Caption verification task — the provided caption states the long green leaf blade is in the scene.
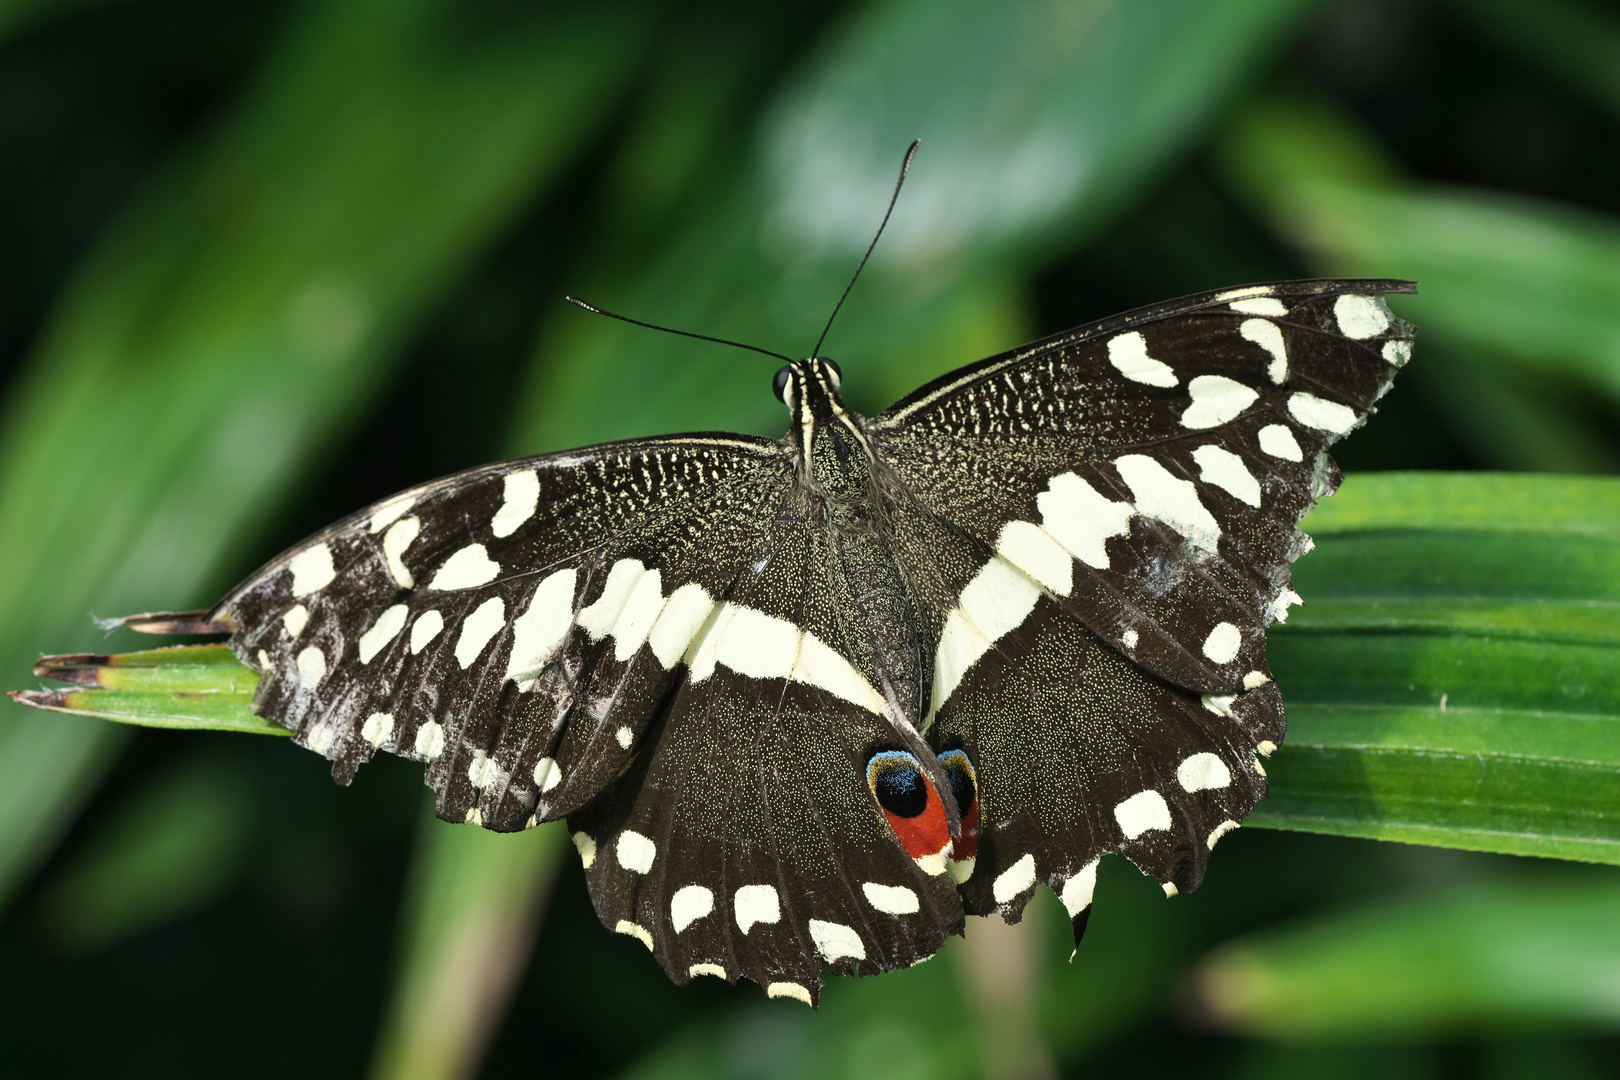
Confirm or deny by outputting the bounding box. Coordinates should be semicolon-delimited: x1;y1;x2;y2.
1254;473;1620;864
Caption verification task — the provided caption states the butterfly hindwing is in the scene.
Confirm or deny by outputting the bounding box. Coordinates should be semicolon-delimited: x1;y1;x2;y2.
567;514;965;1003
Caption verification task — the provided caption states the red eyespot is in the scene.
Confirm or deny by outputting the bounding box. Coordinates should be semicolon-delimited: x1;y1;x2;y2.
866;751;950;865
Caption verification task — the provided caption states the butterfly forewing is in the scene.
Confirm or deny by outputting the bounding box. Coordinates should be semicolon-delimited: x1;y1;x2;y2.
214;434;785;828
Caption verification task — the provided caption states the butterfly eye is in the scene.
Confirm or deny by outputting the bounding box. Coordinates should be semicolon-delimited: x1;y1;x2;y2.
866;750;952;870
772;365;792;402
821;358;841;387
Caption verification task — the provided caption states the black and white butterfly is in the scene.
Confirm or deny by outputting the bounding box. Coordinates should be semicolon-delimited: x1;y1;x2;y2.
124;266;1413;1004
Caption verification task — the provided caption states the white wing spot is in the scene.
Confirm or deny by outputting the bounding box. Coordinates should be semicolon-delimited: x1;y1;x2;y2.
1115;790;1172;839
429;544;500;591
533;756;562;793
1202;694;1237;717
1202;622;1242;664
1106;331;1178;387
1181;375;1258;429
670;885;715;933
616;830;656;874
361;712;394;748
295;646;326;688
929;556;1042;722
1208;820;1240;849
608;567;666;662
414;721;445;760
1243;670;1270;689
1258;424;1303;461
1229;296;1287;316
1383;339;1413;366
1270;589;1303;623
734;884;780;934
614;921;653;951
997;520;1074;596
1114;454;1221;556
1334;293;1391;339
1239;317;1288;384
1122;629;1139;649
1178;752;1233;792
358;603;408;664
454;597;506;669
506;568;576;690
367;495;415;534
1288;392;1359;435
767;983;812;1005
288;544;336;597
809;919;866;962
382;517;420;588
1060;859;1100;916
1037;472;1134;570
490;470;539;538
410;609;445;653
862;882;920;914
577;559;650;641
1192;444;1261;507
306;723;336;754
615;726;632;750
572;831;596;868
648;583;714;669
993;853;1037;904
282;605;309;638
689;963;726;980
467;751;499;789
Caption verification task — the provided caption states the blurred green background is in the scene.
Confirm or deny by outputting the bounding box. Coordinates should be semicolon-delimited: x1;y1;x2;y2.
2;0;1619;1076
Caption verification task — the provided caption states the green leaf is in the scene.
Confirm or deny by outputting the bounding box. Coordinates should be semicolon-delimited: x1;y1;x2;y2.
1253;473;1620;864
368;814;565;1080
35;754;254;954
10;644;278;735
0;0;653;905
513;0;1319;454
1188;874;1620;1039
1219;95;1620;402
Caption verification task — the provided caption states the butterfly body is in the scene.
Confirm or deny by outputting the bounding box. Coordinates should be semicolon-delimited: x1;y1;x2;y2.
197;278;1414;1003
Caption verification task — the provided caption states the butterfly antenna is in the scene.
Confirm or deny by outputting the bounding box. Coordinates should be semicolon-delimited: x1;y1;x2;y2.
811;139;920;360
565;296;794;364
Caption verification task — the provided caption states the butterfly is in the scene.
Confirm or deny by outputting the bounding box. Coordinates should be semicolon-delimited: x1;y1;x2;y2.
105;147;1415;1004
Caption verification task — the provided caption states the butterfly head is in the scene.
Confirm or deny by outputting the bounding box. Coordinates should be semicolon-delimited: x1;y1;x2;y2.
775;357;862;475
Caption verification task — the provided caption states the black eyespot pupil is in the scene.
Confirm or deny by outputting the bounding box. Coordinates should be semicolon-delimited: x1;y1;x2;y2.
873;763;927;818
772;366;792;401
946;766;975;815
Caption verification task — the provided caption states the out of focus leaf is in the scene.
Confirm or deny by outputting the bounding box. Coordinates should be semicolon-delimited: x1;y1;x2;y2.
0;0;652;904
1456;0;1620;115
515;0;1319;454
369;815;564;1080
1255;473;1620;864
1219;94;1620;404
1189;873;1620;1040
0;0;123;42
37;755;252;953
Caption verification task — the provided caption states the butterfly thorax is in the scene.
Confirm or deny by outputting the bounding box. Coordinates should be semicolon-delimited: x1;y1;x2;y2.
781;358;927;726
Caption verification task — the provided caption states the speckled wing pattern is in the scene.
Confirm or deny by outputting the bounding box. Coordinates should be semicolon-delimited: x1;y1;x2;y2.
206;277;1413;1004
873;279;1415;939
